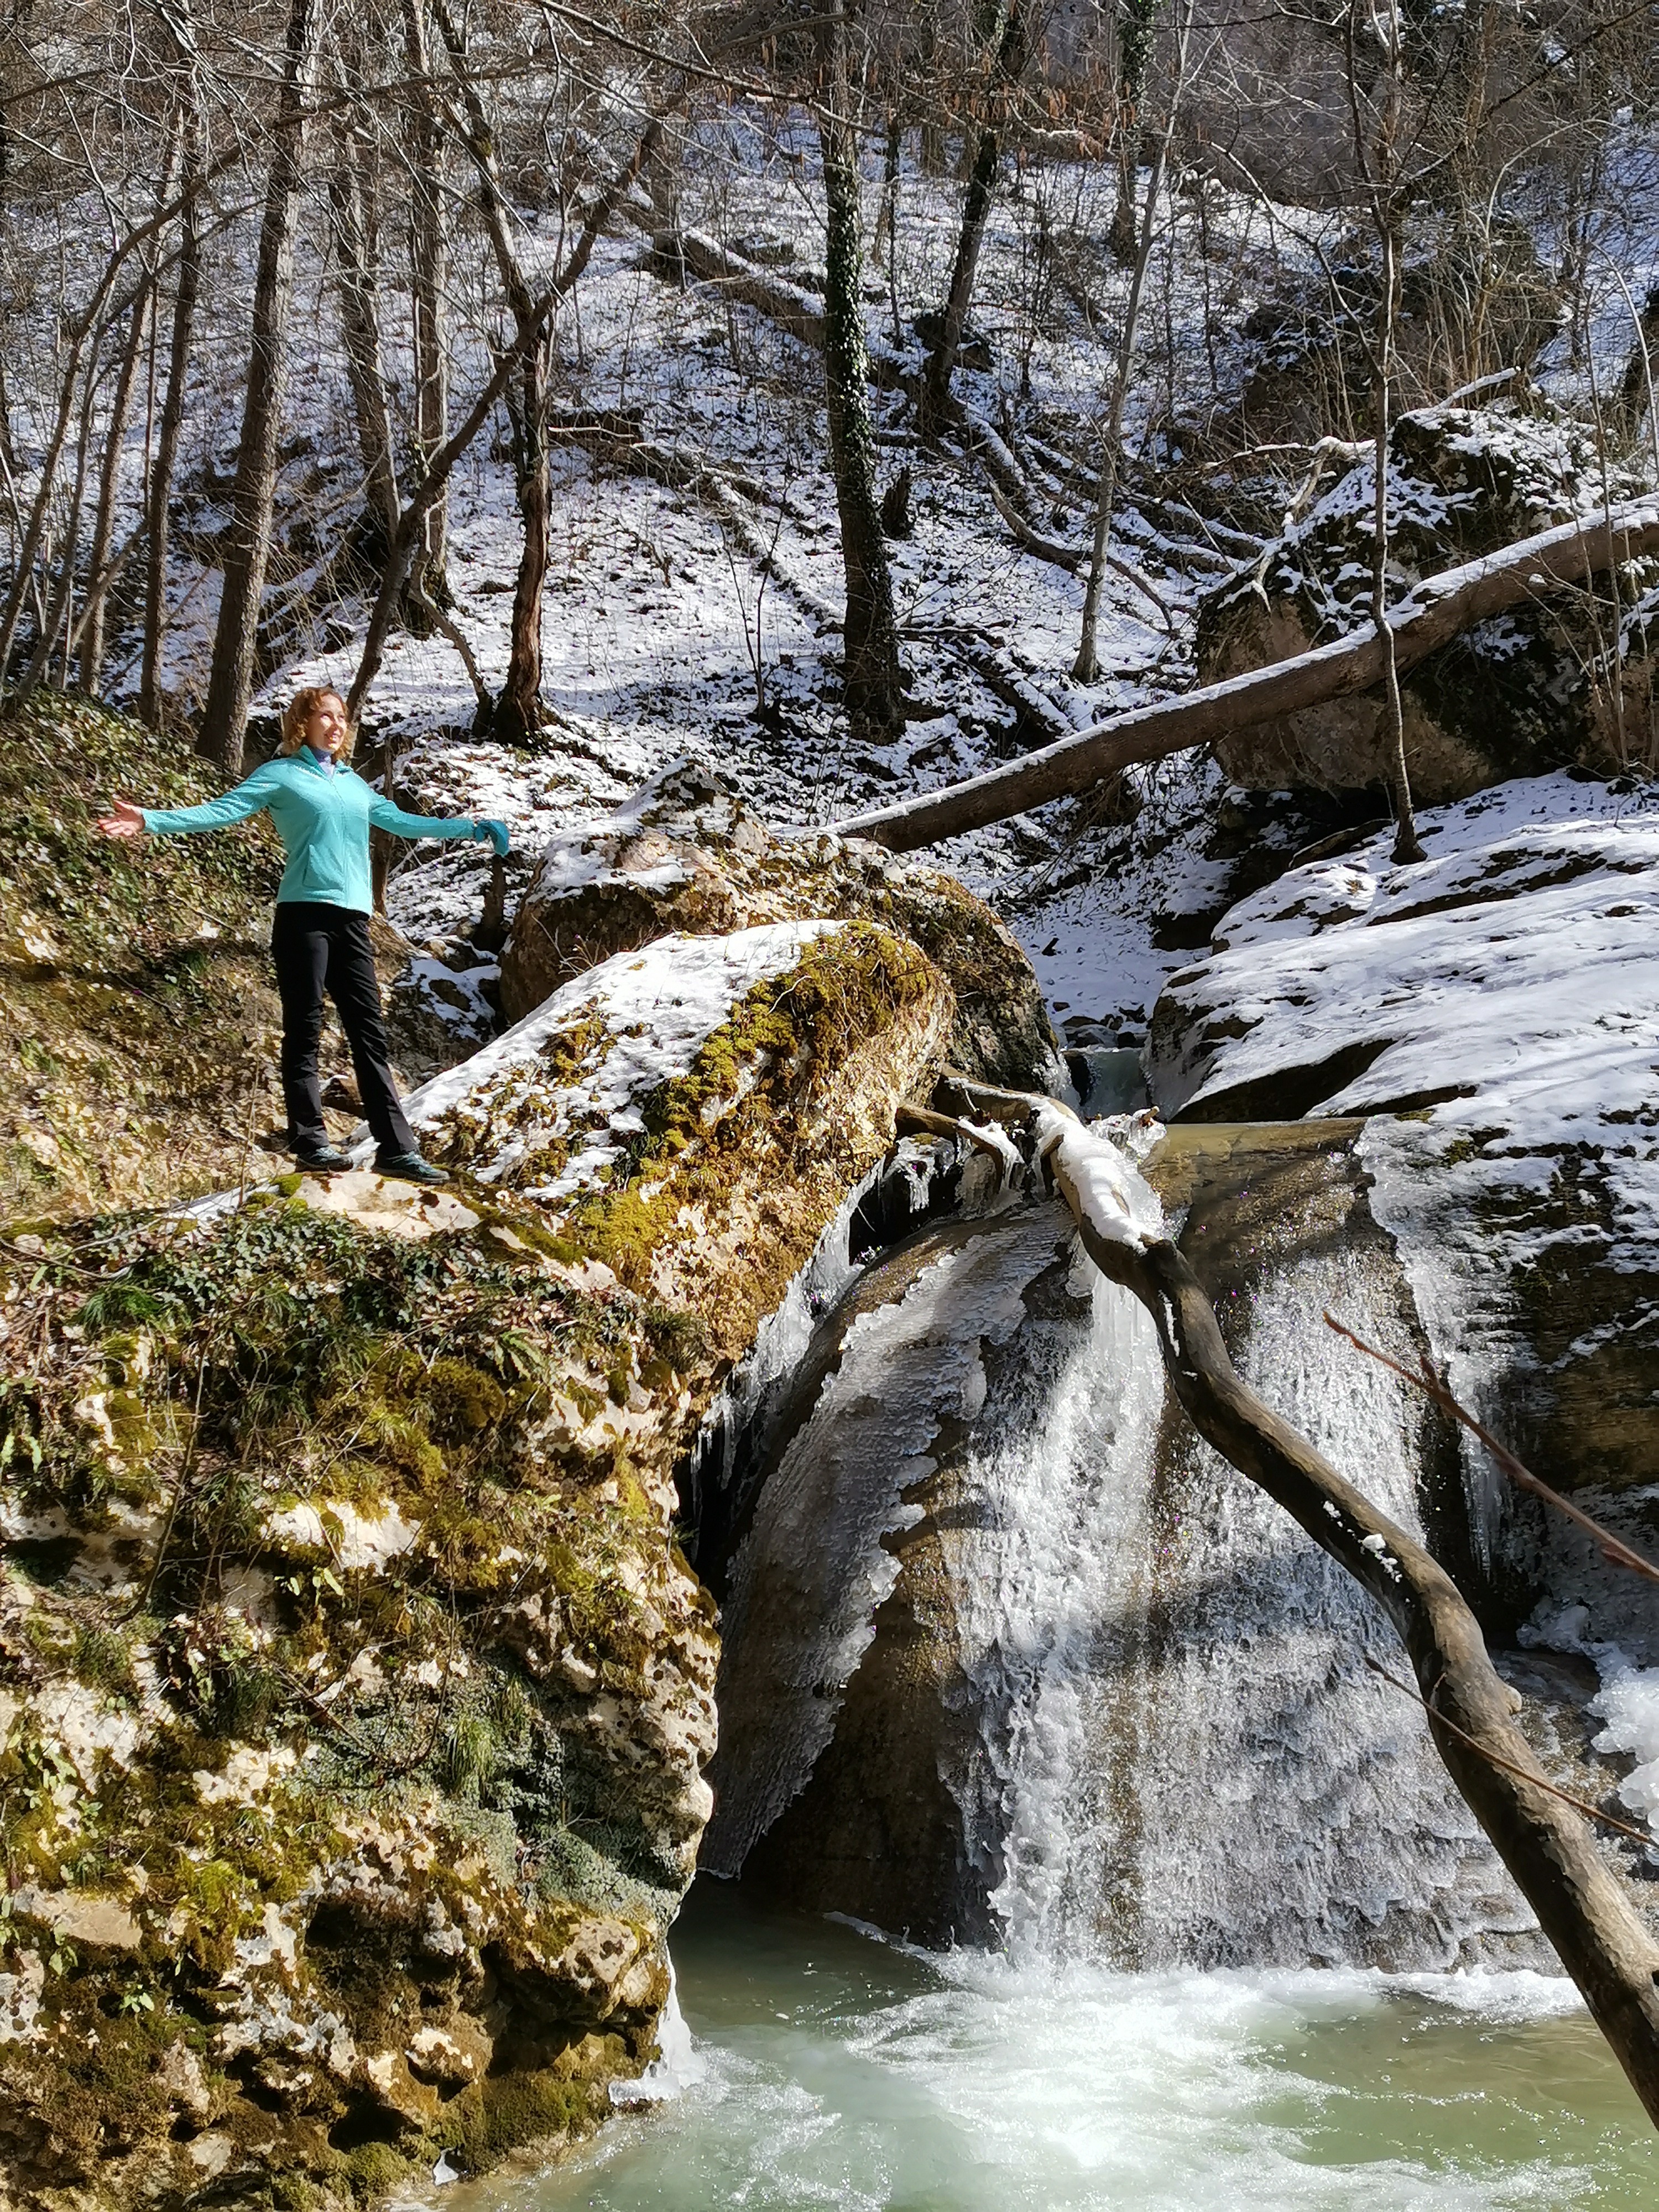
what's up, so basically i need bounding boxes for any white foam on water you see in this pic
[490,1927,1650,2212]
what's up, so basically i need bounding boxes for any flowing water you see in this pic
[449,1884,1657,2211]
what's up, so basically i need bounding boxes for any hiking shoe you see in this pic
[375,1150,448,1186]
[293,1141,352,1172]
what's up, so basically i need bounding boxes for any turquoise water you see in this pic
[451,1882,1658,2211]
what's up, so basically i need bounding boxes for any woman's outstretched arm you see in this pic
[368,795,509,853]
[98,763,280,840]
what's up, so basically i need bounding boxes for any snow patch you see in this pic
[1035,1105,1166,1253]
[400,920,842,1199]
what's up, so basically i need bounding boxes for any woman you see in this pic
[98,685,509,1185]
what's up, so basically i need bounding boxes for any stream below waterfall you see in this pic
[450,1882,1656,2211]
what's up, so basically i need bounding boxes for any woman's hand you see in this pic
[96,800,146,841]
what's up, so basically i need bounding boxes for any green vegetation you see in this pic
[0,690,283,1218]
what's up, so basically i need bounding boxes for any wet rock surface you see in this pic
[707,1128,1543,1968]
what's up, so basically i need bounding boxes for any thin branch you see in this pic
[1365,1656,1656,1851]
[1326,1313,1659,1587]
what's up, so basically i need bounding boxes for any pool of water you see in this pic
[450,1882,1657,2212]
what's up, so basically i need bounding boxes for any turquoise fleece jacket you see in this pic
[140,752,481,914]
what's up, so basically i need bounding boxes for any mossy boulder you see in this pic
[497,760,1064,1095]
[0,692,423,1221]
[0,915,954,2209]
[1194,398,1659,802]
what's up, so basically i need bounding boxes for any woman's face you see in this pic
[305,693,348,755]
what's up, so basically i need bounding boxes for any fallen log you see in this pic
[648,226,826,347]
[936,1074,1659,2132]
[908,620,1076,743]
[837,497,1659,851]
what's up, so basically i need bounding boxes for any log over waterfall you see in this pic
[937,1073,1659,2128]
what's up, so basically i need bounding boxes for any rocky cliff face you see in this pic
[0,712,966,2211]
[1145,773,1659,1511]
[702,1126,1541,1969]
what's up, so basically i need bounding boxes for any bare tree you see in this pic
[140,92,202,730]
[816,3,904,740]
[1344,0,1426,863]
[402,0,451,606]
[199,0,322,769]
[1073,0,1188,683]
[77,238,156,693]
[431,0,563,745]
[328,105,400,562]
[1108,0,1160,262]
[917,0,1025,442]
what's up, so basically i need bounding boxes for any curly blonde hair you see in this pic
[279,686,354,759]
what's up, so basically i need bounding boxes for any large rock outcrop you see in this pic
[497,760,1066,1095]
[0,917,954,2208]
[1195,399,1658,802]
[1146,773,1659,1521]
[703,1127,1536,1968]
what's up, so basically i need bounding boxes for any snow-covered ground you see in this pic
[14,92,1647,1062]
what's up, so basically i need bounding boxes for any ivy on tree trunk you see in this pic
[816,7,904,742]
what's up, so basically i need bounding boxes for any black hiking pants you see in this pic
[271,901,415,1157]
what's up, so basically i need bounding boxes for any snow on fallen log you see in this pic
[1032,1100,1164,1251]
[660,228,826,348]
[835,496,1659,852]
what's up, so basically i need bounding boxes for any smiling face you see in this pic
[305,692,349,757]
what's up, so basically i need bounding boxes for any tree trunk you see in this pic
[199,0,321,769]
[1346,0,1425,867]
[495,345,551,745]
[77,279,152,694]
[77,118,184,697]
[1371,204,1425,863]
[917,126,999,442]
[1108,0,1160,262]
[346,98,679,726]
[0,301,113,679]
[816,11,904,742]
[432,0,551,744]
[836,495,1659,849]
[141,100,202,731]
[1073,71,1176,680]
[16,338,104,694]
[328,135,400,560]
[403,0,449,603]
[917,2,1021,444]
